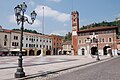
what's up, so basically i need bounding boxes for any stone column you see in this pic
[86,38,92,58]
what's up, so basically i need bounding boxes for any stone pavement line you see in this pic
[0,55,117,80]
[0,57,78,70]
[11,56,117,80]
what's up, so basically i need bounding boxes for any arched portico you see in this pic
[46,50,51,55]
[91,47,97,55]
[29,49,34,56]
[37,50,41,55]
[103,46,111,55]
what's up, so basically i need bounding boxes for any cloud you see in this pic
[35,5,70,22]
[47,0,61,3]
[63,23,68,27]
[9,14,41,28]
[28,0,35,6]
[50,30,68,36]
[114,13,120,17]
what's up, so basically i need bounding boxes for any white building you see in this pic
[62,41,72,55]
[0,27,52,56]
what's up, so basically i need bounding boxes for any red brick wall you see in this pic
[72,35,78,55]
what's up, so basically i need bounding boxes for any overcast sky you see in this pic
[0,0,120,36]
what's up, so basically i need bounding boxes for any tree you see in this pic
[12,28,42,34]
[64,32,72,42]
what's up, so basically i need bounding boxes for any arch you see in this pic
[59,51,62,55]
[63,51,67,55]
[29,49,34,56]
[37,50,41,55]
[58,49,62,55]
[103,46,111,55]
[22,50,27,56]
[91,47,97,55]
[53,48,55,55]
[46,50,51,55]
[81,48,85,55]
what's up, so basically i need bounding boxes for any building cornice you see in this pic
[77,26,118,33]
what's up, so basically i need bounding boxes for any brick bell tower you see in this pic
[71,11,79,55]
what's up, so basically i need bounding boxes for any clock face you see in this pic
[72,26,77,31]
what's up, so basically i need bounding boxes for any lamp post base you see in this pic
[96,56,100,61]
[15,67,25,78]
[96,58,100,61]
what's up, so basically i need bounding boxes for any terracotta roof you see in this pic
[78,26,118,33]
[3,29,13,33]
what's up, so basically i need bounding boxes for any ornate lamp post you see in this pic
[14,2,37,78]
[95,38,100,60]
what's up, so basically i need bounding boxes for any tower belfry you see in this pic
[71,11,79,55]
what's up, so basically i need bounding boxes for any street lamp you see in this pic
[14,2,37,78]
[95,38,100,60]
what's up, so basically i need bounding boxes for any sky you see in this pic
[0,0,120,36]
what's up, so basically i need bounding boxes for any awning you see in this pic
[10,49,26,52]
[0,48,9,52]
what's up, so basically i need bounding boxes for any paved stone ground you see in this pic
[0,56,77,69]
[0,55,114,80]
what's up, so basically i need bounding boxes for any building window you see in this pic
[81,48,85,55]
[37,39,38,42]
[102,38,104,42]
[29,44,31,47]
[31,38,34,42]
[26,38,28,40]
[43,40,45,42]
[109,38,112,42]
[16,42,19,46]
[40,39,42,42]
[57,43,58,46]
[34,44,35,47]
[5,35,7,39]
[16,36,18,40]
[95,32,98,35]
[12,42,19,46]
[46,40,48,43]
[90,32,93,35]
[49,46,51,49]
[14,36,18,40]
[40,45,42,48]
[12,42,14,46]
[43,45,45,48]
[36,44,38,47]
[73,19,76,22]
[4,41,7,46]
[46,45,48,49]
[85,40,86,43]
[26,44,28,47]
